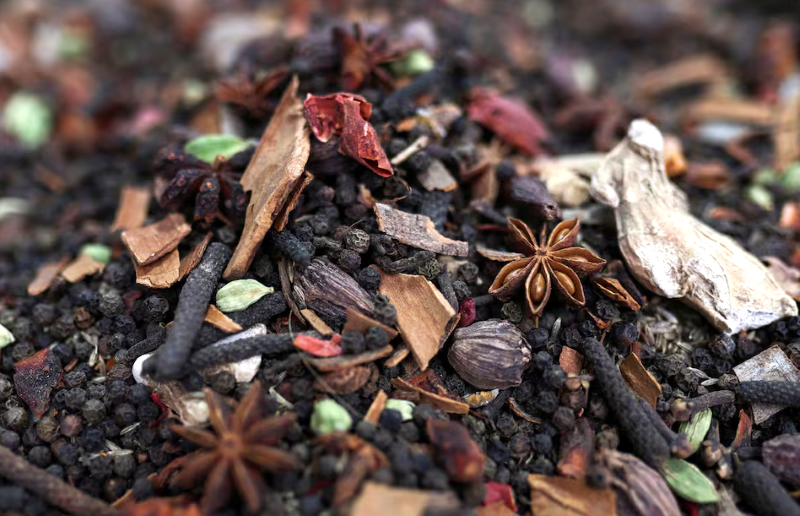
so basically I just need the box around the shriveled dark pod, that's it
[734,461,800,516]
[582,338,670,469]
[150,243,231,380]
[293,258,374,326]
[739,381,800,406]
[506,176,560,221]
[448,320,531,389]
[375,250,436,274]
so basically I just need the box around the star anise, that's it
[170,381,297,514]
[489,217,606,316]
[122,497,205,516]
[333,23,404,91]
[154,143,250,224]
[216,66,289,119]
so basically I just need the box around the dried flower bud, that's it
[599,450,681,516]
[448,319,531,389]
[763,434,800,489]
[294,259,374,326]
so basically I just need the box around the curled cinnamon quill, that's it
[591,119,797,333]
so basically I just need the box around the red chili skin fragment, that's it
[459,298,476,327]
[294,333,344,357]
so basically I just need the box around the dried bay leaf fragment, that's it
[374,203,469,257]
[378,270,459,370]
[224,76,311,280]
[591,119,797,333]
[528,474,617,516]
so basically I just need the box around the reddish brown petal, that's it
[548,260,585,308]
[489,257,535,301]
[466,88,549,156]
[525,261,552,316]
[339,97,393,177]
[171,425,219,449]
[302,93,371,143]
[335,27,371,91]
[232,459,264,514]
[546,218,580,250]
[243,444,298,472]
[506,217,538,253]
[591,277,641,311]
[243,413,297,445]
[200,458,232,514]
[551,247,606,276]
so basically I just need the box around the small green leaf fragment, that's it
[216,279,273,312]
[392,49,435,76]
[752,168,778,186]
[184,134,251,163]
[310,399,353,435]
[0,323,15,348]
[385,399,415,421]
[781,162,800,193]
[79,243,112,265]
[661,458,720,504]
[678,408,712,454]
[2,92,52,149]
[745,184,774,211]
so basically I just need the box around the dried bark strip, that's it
[631,54,728,99]
[301,309,334,336]
[121,213,191,266]
[620,352,661,408]
[134,249,180,289]
[342,307,398,340]
[0,446,120,516]
[315,365,372,394]
[61,253,105,283]
[306,345,393,372]
[178,231,213,281]
[384,345,409,368]
[274,172,314,231]
[111,185,151,231]
[683,98,775,126]
[374,203,469,257]
[476,246,525,262]
[225,76,311,280]
[528,474,617,516]
[364,390,388,424]
[350,482,459,516]
[773,93,800,172]
[205,305,243,333]
[378,270,459,370]
[427,419,485,483]
[28,257,69,296]
[418,159,457,192]
[391,375,469,414]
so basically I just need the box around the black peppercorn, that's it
[113,453,137,479]
[60,414,83,437]
[341,331,366,354]
[356,267,382,292]
[365,326,389,349]
[28,445,52,468]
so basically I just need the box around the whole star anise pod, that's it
[333,23,404,91]
[489,217,606,316]
[122,497,204,516]
[216,66,289,119]
[154,143,251,224]
[170,381,297,514]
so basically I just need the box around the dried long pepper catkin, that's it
[151,242,231,380]
[670,390,736,421]
[739,381,800,406]
[734,461,800,516]
[0,446,120,516]
[638,398,692,458]
[187,331,313,371]
[273,230,311,267]
[582,338,670,468]
[117,325,167,365]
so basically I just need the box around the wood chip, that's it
[509,397,543,424]
[418,160,457,192]
[733,409,753,448]
[343,307,398,340]
[631,54,728,99]
[121,213,191,266]
[178,231,212,280]
[204,305,243,333]
[384,345,410,368]
[301,309,334,336]
[274,172,314,231]
[620,352,661,409]
[134,249,180,289]
[528,474,617,516]
[224,76,311,280]
[61,254,105,283]
[364,390,388,424]
[27,257,69,296]
[733,345,800,424]
[378,270,459,370]
[559,346,584,376]
[374,203,469,257]
[773,93,800,172]
[476,246,525,262]
[683,98,775,126]
[111,185,151,231]
[305,345,393,372]
[350,482,460,516]
[391,371,470,414]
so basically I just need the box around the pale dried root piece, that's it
[591,119,798,333]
